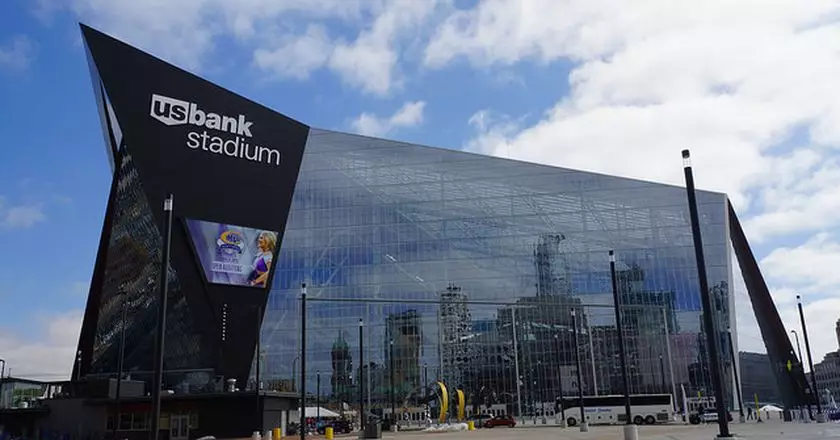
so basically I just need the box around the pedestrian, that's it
[747,407,753,420]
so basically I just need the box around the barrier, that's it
[325,427,334,440]
[272,427,282,439]
[467,421,475,431]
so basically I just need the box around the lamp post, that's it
[317,370,321,427]
[610,250,635,440]
[359,318,365,431]
[571,308,588,432]
[554,334,566,427]
[150,194,174,440]
[256,304,263,433]
[682,150,732,438]
[300,283,307,440]
[113,297,129,440]
[797,295,824,422]
[390,339,397,431]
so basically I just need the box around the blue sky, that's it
[2,0,840,378]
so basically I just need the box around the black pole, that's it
[359,318,365,431]
[728,331,744,421]
[571,309,585,424]
[424,363,428,389]
[390,339,396,427]
[113,297,128,440]
[300,283,307,440]
[256,304,262,432]
[682,150,731,438]
[609,250,632,424]
[150,193,173,440]
[555,334,566,424]
[317,371,321,426]
[797,295,822,418]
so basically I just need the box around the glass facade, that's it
[88,145,205,387]
[261,129,735,416]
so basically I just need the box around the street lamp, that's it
[359,318,365,431]
[609,249,633,437]
[571,308,588,432]
[797,295,824,423]
[682,150,731,438]
[317,370,321,426]
[150,194,174,440]
[300,283,307,440]
[390,339,397,431]
[554,334,566,428]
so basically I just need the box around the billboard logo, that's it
[149,94,280,166]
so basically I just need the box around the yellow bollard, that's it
[467,421,475,431]
[325,427,334,440]
[273,427,282,439]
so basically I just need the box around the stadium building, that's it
[1,24,813,440]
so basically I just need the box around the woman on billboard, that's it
[249,230,277,287]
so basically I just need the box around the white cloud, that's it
[351,101,426,137]
[0,199,45,229]
[253,24,333,80]
[0,310,83,380]
[52,0,446,95]
[0,36,35,71]
[428,0,840,224]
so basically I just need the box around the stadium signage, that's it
[150,93,281,165]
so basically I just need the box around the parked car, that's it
[483,414,516,428]
[467,414,492,428]
[317,419,354,434]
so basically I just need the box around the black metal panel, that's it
[77,24,310,388]
[728,203,811,407]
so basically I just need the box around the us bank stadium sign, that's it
[150,93,282,166]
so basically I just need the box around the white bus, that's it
[558,394,673,426]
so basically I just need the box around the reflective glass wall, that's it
[261,129,734,417]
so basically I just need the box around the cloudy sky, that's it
[2,0,840,380]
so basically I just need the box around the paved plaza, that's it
[382,419,840,440]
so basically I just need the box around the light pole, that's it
[150,193,174,440]
[610,250,635,439]
[300,283,307,440]
[113,297,128,440]
[682,150,732,439]
[359,318,365,431]
[554,334,566,427]
[390,339,396,431]
[317,370,321,427]
[571,308,588,432]
[256,304,263,433]
[797,295,824,422]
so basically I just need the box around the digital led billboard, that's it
[186,219,278,288]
